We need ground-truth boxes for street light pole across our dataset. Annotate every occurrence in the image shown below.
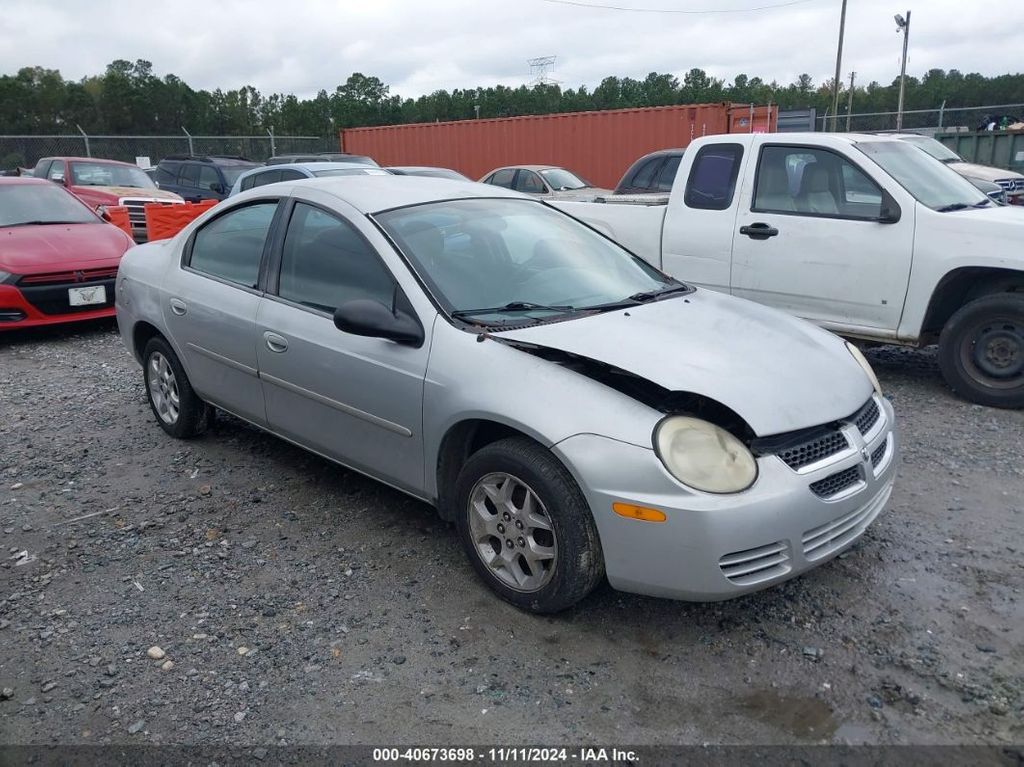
[830,0,849,132]
[895,10,911,131]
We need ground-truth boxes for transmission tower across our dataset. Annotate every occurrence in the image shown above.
[527,56,560,86]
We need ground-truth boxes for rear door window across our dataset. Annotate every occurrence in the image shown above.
[684,144,743,210]
[187,202,278,288]
[487,169,516,188]
[179,163,201,188]
[156,162,179,186]
[630,158,662,191]
[655,155,682,191]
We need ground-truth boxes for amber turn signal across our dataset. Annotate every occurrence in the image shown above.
[612,502,667,523]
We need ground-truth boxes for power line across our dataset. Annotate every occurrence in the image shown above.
[535,0,818,14]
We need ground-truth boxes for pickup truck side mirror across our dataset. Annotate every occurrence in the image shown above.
[878,190,901,224]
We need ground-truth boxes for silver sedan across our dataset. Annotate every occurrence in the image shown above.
[115,176,897,613]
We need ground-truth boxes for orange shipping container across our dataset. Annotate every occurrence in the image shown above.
[341,103,776,189]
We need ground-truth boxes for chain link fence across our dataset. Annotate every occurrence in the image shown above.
[0,133,338,171]
[820,103,1024,134]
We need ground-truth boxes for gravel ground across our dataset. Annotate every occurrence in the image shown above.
[0,319,1022,747]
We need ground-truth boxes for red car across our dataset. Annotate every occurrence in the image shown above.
[31,156,183,242]
[0,177,135,330]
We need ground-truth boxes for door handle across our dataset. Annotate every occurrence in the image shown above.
[169,298,187,315]
[739,223,780,240]
[264,332,288,353]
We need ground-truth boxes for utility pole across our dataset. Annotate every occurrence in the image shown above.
[830,0,848,132]
[895,11,911,131]
[845,71,856,131]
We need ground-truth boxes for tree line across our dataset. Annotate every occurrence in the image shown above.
[1,59,1022,137]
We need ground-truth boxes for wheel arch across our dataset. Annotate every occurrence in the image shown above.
[434,418,552,522]
[920,267,1024,343]
[131,320,165,363]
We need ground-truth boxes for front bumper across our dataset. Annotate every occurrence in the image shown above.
[0,280,116,331]
[553,396,897,601]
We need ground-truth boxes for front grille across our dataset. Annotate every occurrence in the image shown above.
[853,398,880,436]
[802,501,877,561]
[995,178,1024,193]
[18,267,119,286]
[16,278,115,315]
[718,541,791,585]
[810,465,862,499]
[777,430,849,470]
[870,440,888,468]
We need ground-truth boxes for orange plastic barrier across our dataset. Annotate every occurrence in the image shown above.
[144,199,220,242]
[104,205,134,239]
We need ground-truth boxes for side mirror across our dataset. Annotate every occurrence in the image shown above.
[878,189,901,224]
[333,299,424,347]
[51,173,64,184]
[97,207,112,222]
[211,182,225,194]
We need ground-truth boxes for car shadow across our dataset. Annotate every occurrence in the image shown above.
[0,317,118,347]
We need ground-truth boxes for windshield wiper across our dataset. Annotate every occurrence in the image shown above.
[451,301,577,321]
[6,220,86,227]
[972,198,994,208]
[936,203,971,212]
[625,284,691,303]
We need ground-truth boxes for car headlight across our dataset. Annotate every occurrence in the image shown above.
[845,341,882,396]
[654,416,758,494]
[0,270,11,283]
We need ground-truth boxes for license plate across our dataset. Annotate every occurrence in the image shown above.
[68,285,107,306]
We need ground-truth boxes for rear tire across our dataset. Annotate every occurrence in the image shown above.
[453,437,604,613]
[142,337,213,438]
[938,293,1024,408]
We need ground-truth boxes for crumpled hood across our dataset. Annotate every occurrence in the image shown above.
[948,161,1024,185]
[497,289,873,437]
[0,223,132,273]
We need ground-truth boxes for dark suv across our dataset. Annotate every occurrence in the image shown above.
[613,148,685,195]
[154,156,261,202]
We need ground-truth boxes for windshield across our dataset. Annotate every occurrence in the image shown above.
[856,141,989,211]
[0,184,98,226]
[539,168,590,190]
[901,136,962,163]
[70,162,155,189]
[375,198,675,324]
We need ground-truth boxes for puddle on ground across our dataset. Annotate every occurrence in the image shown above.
[738,690,838,740]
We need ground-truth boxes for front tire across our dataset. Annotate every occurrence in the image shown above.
[938,293,1024,408]
[453,437,604,613]
[143,337,213,438]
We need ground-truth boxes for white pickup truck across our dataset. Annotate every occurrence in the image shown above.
[554,132,1024,408]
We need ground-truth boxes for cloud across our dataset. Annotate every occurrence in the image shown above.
[0,0,1019,101]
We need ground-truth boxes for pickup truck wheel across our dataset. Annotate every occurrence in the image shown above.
[938,293,1024,408]
[453,438,604,613]
[143,337,214,438]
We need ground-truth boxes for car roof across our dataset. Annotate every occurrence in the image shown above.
[40,156,139,167]
[0,176,50,186]
[235,175,524,213]
[489,164,563,173]
[250,162,380,174]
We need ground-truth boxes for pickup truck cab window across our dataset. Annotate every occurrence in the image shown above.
[684,144,743,211]
[753,145,883,220]
[187,202,278,288]
[276,202,395,313]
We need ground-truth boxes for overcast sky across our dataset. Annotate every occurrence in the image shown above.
[1,0,1020,100]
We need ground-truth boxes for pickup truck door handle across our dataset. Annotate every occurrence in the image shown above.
[169,298,187,315]
[739,223,780,240]
[264,332,289,353]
